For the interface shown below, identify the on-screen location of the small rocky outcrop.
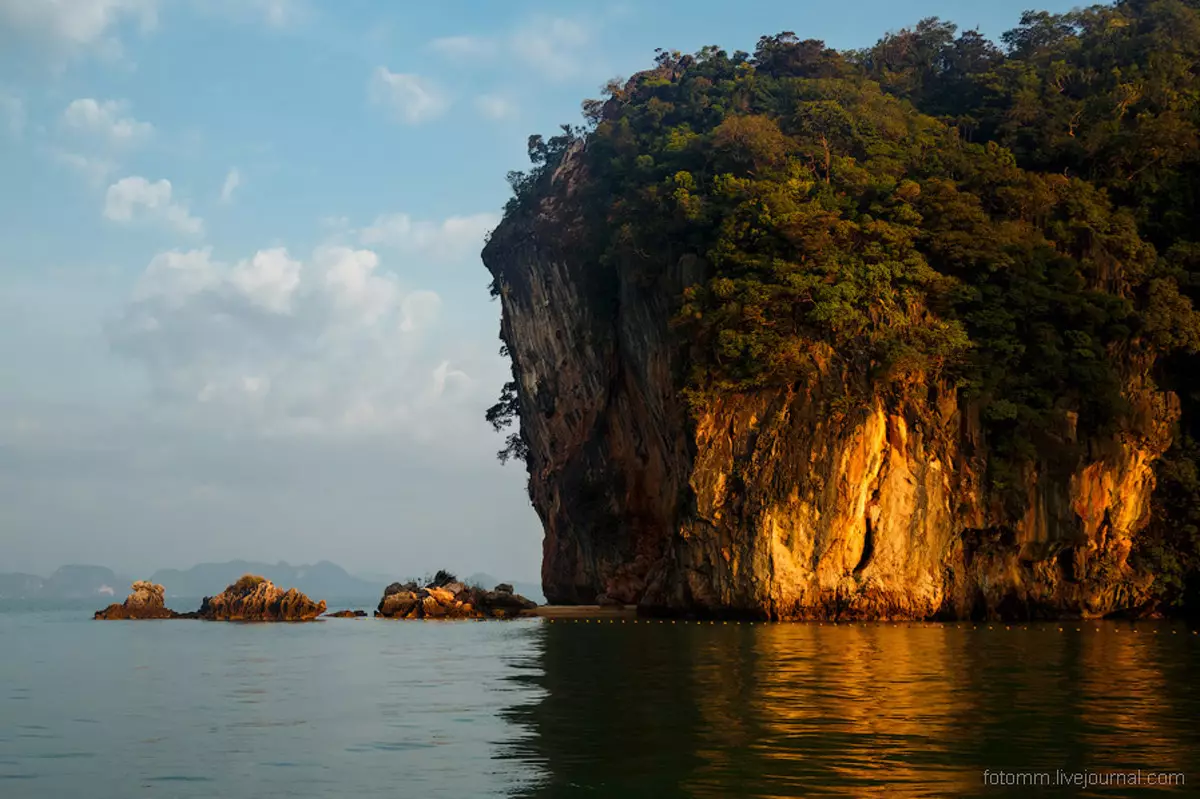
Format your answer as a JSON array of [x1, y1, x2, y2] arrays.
[[324, 609, 368, 618], [94, 581, 179, 620], [375, 573, 538, 620], [192, 575, 326, 621]]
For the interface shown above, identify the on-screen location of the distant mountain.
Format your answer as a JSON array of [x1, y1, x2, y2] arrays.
[[0, 572, 46, 599], [0, 562, 544, 604], [0, 565, 127, 599], [149, 560, 378, 600], [465, 572, 545, 605]]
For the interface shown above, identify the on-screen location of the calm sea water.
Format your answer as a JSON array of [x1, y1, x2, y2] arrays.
[[1, 600, 1197, 798]]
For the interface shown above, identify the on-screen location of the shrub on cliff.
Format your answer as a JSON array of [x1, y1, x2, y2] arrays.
[[231, 574, 267, 592]]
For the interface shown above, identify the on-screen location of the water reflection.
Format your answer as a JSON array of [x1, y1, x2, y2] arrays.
[[501, 621, 1200, 797]]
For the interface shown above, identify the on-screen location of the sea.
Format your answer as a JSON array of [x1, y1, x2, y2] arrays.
[[1, 599, 1197, 798]]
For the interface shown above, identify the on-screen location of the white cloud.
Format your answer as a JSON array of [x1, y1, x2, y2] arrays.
[[109, 243, 485, 437], [51, 149, 117, 185], [62, 98, 153, 145], [428, 16, 594, 81], [104, 176, 204, 235], [250, 0, 301, 27], [359, 212, 498, 263], [230, 248, 301, 313], [191, 0, 309, 29], [429, 35, 497, 59], [0, 91, 25, 137], [0, 0, 157, 56], [369, 68, 449, 125], [510, 16, 590, 76], [220, 168, 241, 203], [474, 94, 516, 120]]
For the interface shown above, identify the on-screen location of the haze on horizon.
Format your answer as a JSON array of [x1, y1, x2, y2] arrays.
[[0, 0, 1078, 581]]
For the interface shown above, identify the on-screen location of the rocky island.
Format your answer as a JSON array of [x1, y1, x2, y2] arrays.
[[94, 581, 179, 620], [94, 575, 326, 621], [93, 573, 541, 621], [483, 8, 1200, 621], [192, 575, 326, 621], [376, 572, 537, 619]]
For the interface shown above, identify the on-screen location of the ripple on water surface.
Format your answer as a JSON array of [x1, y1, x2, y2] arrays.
[[0, 605, 1197, 798]]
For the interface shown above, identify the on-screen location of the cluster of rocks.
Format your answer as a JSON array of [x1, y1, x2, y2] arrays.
[[94, 575, 326, 621], [96, 572, 540, 621], [94, 581, 179, 620], [376, 575, 537, 619], [193, 574, 326, 621]]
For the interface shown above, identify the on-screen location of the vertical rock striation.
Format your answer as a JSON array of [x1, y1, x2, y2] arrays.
[[483, 148, 1178, 621]]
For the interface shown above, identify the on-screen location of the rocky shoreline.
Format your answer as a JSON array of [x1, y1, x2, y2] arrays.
[[94, 572, 539, 622]]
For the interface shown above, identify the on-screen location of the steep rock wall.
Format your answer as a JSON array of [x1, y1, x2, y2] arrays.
[[483, 151, 1177, 620]]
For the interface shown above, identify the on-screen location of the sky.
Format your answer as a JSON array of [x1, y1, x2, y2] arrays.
[[0, 0, 1082, 581]]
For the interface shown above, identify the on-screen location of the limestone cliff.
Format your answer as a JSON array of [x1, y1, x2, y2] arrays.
[[482, 147, 1178, 621]]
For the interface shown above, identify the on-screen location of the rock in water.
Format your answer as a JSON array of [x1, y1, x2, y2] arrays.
[[94, 581, 179, 620], [375, 576, 537, 619], [194, 575, 326, 621], [323, 609, 367, 618]]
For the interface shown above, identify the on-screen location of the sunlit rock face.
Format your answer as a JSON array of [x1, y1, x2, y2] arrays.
[[375, 579, 537, 620], [482, 148, 1176, 621], [194, 575, 326, 621], [94, 581, 179, 620]]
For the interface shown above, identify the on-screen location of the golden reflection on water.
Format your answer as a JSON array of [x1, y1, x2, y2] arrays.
[[1076, 625, 1196, 781], [685, 624, 980, 797], [504, 620, 1199, 798]]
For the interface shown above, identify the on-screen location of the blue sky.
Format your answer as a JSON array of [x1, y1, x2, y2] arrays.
[[0, 0, 1081, 581]]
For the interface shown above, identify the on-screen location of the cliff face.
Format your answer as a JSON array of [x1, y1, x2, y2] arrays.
[[483, 149, 1178, 621]]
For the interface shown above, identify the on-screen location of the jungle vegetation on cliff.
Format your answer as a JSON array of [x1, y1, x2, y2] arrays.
[[489, 0, 1200, 609]]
